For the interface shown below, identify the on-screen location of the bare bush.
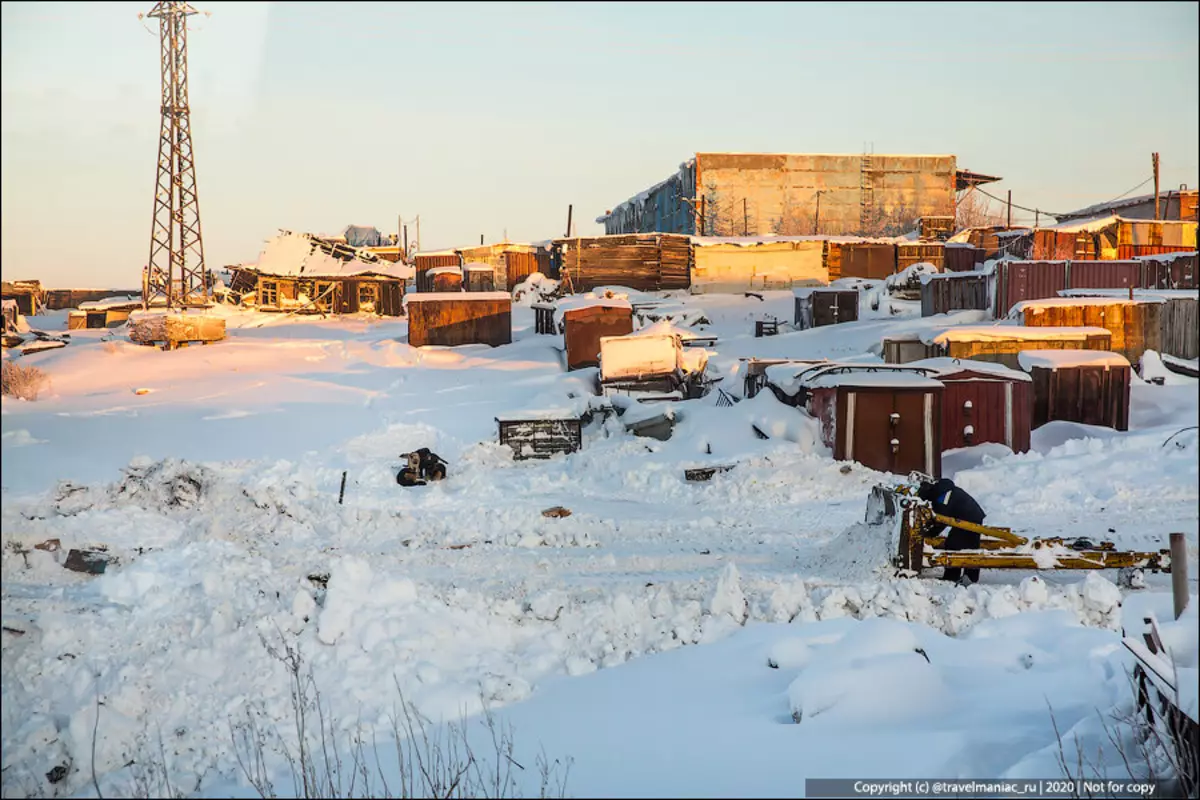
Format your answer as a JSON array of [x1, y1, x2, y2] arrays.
[[956, 189, 1007, 230], [1049, 666, 1194, 799], [221, 634, 573, 799], [1, 359, 48, 401]]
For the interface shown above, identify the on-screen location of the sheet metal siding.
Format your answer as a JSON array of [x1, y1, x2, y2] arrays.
[[1140, 253, 1197, 289], [939, 376, 1031, 453], [413, 254, 463, 293], [1160, 298, 1199, 360], [406, 297, 512, 348], [795, 290, 860, 329], [921, 274, 990, 316], [504, 252, 544, 290], [464, 270, 495, 293], [1029, 364, 1130, 432], [431, 271, 463, 293], [563, 306, 635, 370], [1069, 260, 1141, 290], [943, 244, 980, 273], [996, 260, 1069, 317], [825, 242, 898, 280]]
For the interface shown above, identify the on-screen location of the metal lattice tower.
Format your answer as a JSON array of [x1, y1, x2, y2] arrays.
[[142, 1, 208, 309]]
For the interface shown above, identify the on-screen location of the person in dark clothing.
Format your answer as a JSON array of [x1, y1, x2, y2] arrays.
[[917, 477, 987, 585]]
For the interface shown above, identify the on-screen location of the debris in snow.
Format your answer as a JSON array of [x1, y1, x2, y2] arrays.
[[63, 548, 113, 575], [542, 506, 572, 518]]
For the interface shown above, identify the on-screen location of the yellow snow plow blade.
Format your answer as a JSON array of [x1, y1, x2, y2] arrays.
[[865, 482, 1171, 575]]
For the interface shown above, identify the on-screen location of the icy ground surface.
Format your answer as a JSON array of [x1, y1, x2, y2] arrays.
[[3, 293, 1198, 798]]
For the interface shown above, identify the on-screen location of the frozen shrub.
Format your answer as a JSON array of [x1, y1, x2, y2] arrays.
[[1, 359, 48, 401]]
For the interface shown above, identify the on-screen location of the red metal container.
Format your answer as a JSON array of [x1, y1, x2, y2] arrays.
[[563, 304, 634, 370], [1139, 252, 1197, 289], [942, 244, 980, 273], [1068, 260, 1140, 290], [933, 367, 1032, 453], [996, 260, 1068, 317]]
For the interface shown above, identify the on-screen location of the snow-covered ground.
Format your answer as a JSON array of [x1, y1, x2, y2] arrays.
[[2, 290, 1197, 798]]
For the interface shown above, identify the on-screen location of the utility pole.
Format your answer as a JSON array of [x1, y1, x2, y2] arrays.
[[566, 204, 573, 238], [402, 225, 408, 261], [1006, 190, 1012, 228], [743, 198, 749, 236], [142, 1, 209, 310], [416, 215, 421, 254], [814, 191, 824, 235], [480, 234, 484, 246], [1152, 152, 1161, 220], [397, 213, 401, 248], [1035, 209, 1039, 227]]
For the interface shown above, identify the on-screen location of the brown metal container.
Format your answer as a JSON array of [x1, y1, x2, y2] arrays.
[[1018, 299, 1161, 364], [807, 378, 943, 478], [825, 242, 897, 280], [405, 293, 512, 348], [1023, 357, 1131, 432], [994, 260, 1069, 317], [794, 289, 859, 329], [942, 243, 981, 273], [921, 274, 991, 317], [563, 304, 634, 370], [413, 253, 462, 293], [1139, 252, 1197, 289], [430, 270, 463, 293]]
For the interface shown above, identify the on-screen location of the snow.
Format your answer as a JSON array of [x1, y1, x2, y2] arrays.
[[403, 291, 511, 303], [694, 234, 901, 247], [599, 333, 681, 380], [1017, 350, 1132, 370], [426, 264, 464, 276], [907, 357, 1032, 381], [1059, 288, 1200, 301], [2, 290, 1197, 799], [462, 262, 495, 273], [803, 368, 944, 390], [76, 297, 141, 311], [922, 325, 1111, 345], [1009, 298, 1162, 318], [254, 231, 414, 279]]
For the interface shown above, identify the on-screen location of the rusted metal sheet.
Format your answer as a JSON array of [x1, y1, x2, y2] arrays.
[[1026, 363, 1131, 431], [794, 289, 859, 329], [1018, 299, 1161, 365], [817, 384, 942, 478], [504, 251, 544, 290], [940, 331, 1112, 371], [413, 254, 462, 293], [1069, 260, 1140, 290], [1138, 252, 1197, 288], [563, 305, 634, 370], [405, 294, 512, 348], [942, 243, 980, 273], [995, 260, 1069, 317], [897, 242, 944, 271], [825, 242, 897, 281], [1119, 244, 1195, 261], [921, 274, 990, 317], [1031, 230, 1097, 261], [937, 371, 1032, 454], [430, 269, 463, 293]]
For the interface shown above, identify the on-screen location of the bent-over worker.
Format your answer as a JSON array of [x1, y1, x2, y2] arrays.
[[917, 477, 986, 586]]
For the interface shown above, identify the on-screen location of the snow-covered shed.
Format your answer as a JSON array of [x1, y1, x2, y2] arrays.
[[412, 251, 463, 293], [462, 263, 496, 293], [67, 297, 142, 330], [1018, 350, 1132, 432], [238, 231, 413, 316], [403, 292, 512, 348], [882, 325, 1113, 370], [598, 328, 710, 399], [800, 365, 944, 478], [456, 243, 551, 292], [909, 358, 1033, 453]]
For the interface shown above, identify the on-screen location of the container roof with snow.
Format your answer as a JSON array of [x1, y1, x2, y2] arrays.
[[1017, 350, 1131, 370]]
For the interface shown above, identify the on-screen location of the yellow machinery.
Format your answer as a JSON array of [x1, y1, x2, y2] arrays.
[[866, 479, 1171, 576]]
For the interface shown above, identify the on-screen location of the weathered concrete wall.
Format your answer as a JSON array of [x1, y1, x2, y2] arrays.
[[696, 153, 957, 237]]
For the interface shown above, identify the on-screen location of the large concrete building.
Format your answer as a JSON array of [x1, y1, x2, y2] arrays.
[[596, 152, 999, 238]]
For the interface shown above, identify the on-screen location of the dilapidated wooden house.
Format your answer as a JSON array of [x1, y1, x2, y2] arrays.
[[232, 231, 414, 316]]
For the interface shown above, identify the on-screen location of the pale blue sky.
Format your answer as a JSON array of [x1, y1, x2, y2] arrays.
[[2, 1, 1197, 287]]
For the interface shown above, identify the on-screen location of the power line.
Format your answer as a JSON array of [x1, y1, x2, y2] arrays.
[[1102, 177, 1153, 206], [972, 186, 1066, 219]]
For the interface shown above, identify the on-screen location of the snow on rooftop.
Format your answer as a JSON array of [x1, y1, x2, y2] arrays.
[[922, 325, 1110, 345], [805, 369, 944, 390], [255, 231, 414, 279], [1009, 297, 1163, 319], [907, 357, 1031, 381], [1059, 288, 1199, 301], [692, 234, 899, 247], [1017, 350, 1131, 370], [403, 291, 511, 303], [77, 296, 142, 310], [426, 265, 463, 276], [462, 263, 495, 273], [557, 295, 633, 315]]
